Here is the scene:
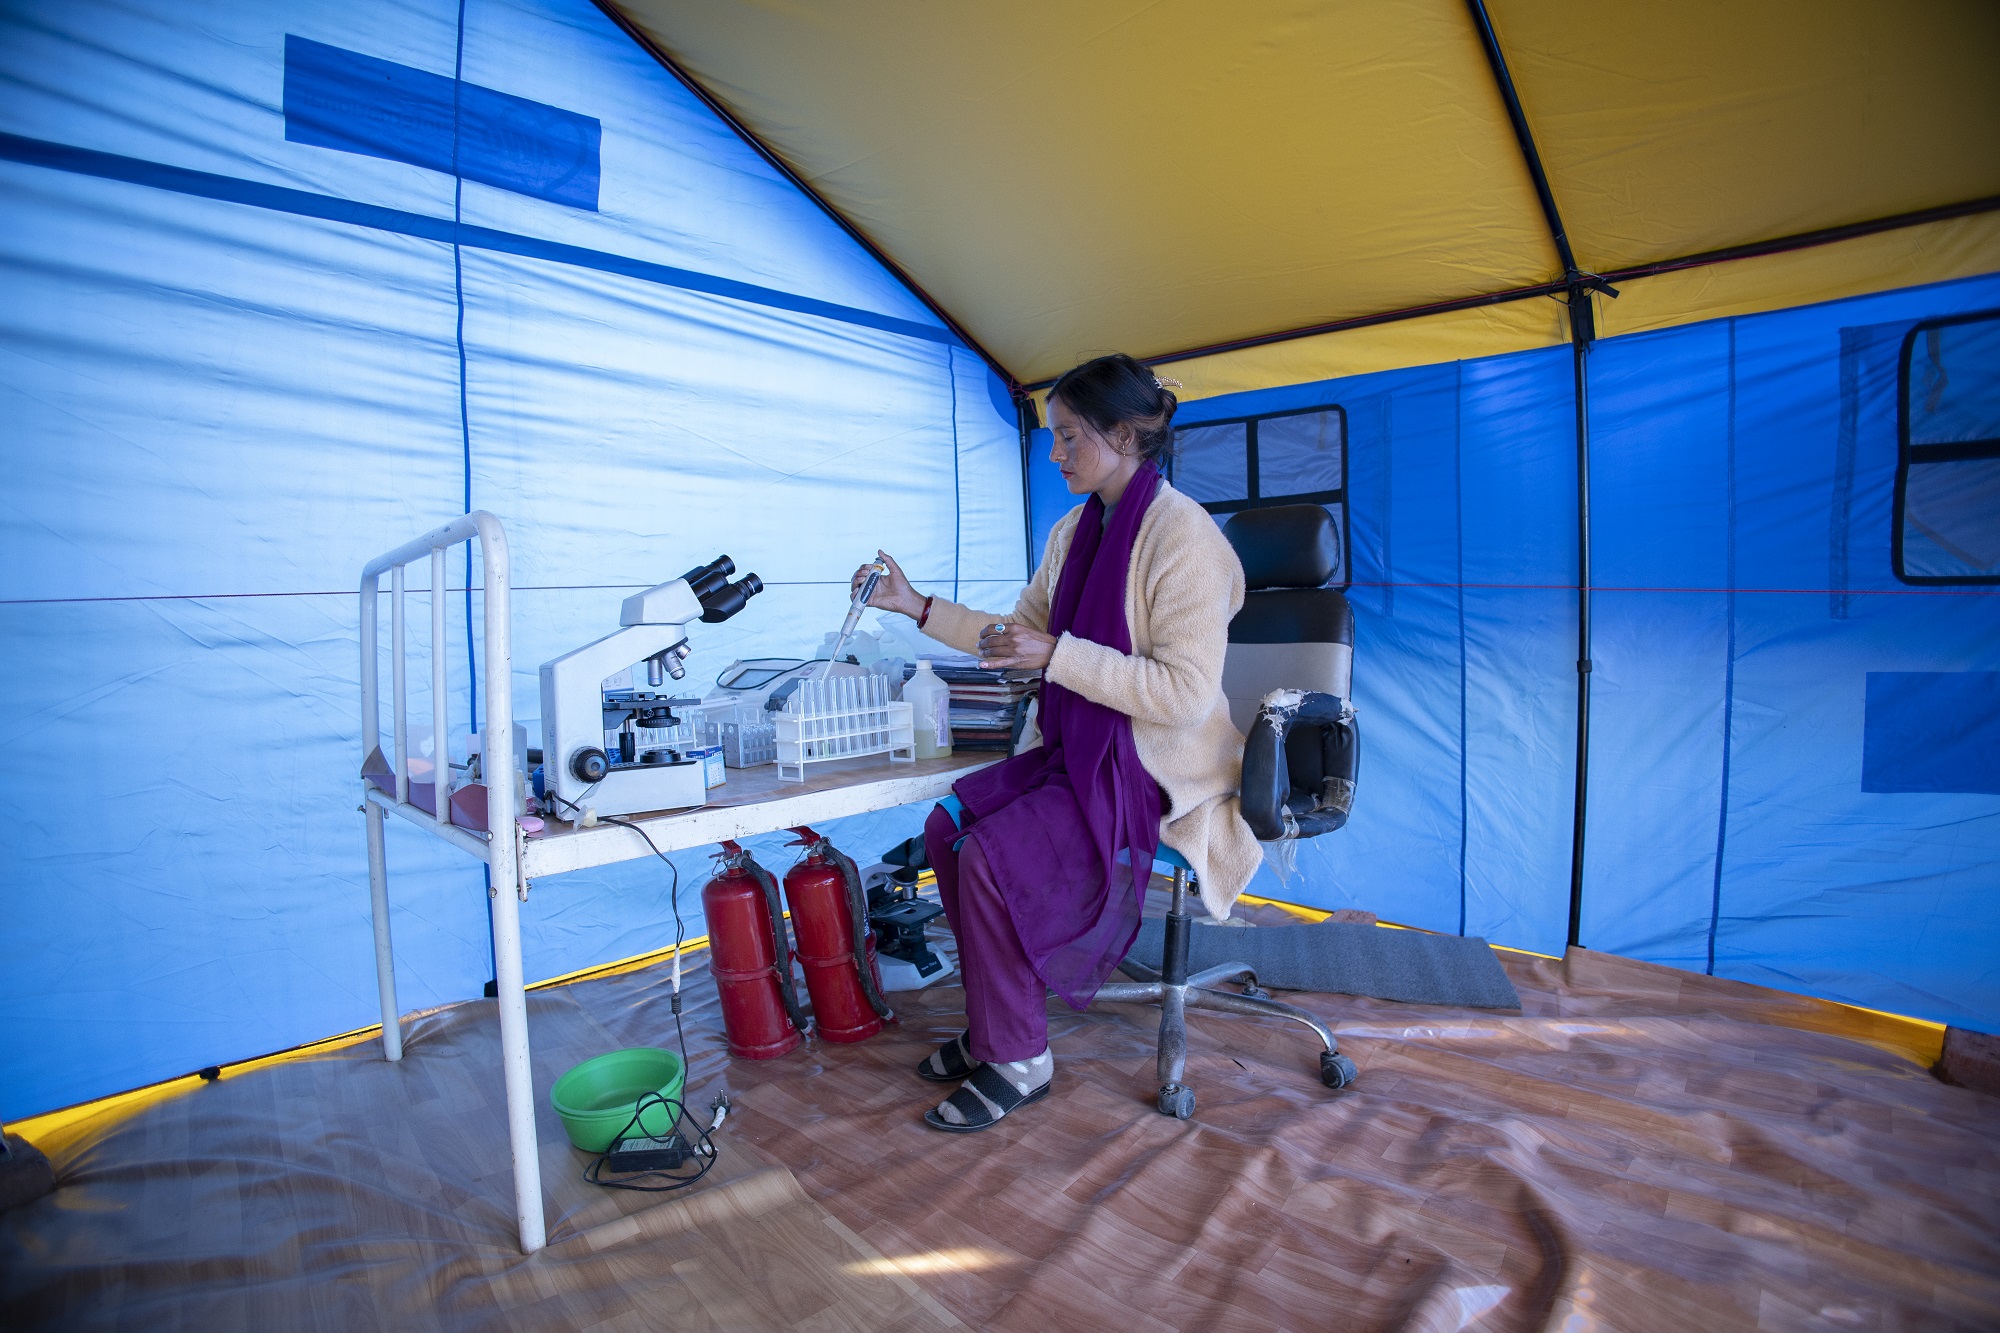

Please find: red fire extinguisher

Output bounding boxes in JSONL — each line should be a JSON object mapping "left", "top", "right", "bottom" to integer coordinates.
{"left": 703, "top": 841, "right": 807, "bottom": 1059}
{"left": 784, "top": 827, "right": 894, "bottom": 1043}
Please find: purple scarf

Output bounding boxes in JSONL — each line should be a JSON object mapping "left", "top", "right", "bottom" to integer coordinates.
{"left": 954, "top": 462, "right": 1164, "bottom": 1005}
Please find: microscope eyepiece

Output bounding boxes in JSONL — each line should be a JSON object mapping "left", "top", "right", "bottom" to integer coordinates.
{"left": 698, "top": 572, "right": 764, "bottom": 624}
{"left": 680, "top": 555, "right": 736, "bottom": 602}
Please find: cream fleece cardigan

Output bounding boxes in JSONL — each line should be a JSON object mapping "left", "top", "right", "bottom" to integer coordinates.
{"left": 924, "top": 480, "right": 1261, "bottom": 919}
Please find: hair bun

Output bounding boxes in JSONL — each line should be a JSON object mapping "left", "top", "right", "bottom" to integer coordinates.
{"left": 1047, "top": 353, "right": 1183, "bottom": 467}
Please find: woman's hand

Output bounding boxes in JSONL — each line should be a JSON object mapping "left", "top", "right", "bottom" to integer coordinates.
{"left": 978, "top": 621, "right": 1057, "bottom": 672}
{"left": 852, "top": 550, "right": 925, "bottom": 618}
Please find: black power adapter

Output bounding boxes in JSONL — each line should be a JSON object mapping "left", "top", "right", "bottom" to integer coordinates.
{"left": 605, "top": 1133, "right": 694, "bottom": 1173}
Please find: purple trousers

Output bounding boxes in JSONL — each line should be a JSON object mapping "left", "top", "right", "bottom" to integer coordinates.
{"left": 923, "top": 804, "right": 1048, "bottom": 1063}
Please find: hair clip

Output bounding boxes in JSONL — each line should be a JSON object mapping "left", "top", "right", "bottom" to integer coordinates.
{"left": 1153, "top": 376, "right": 1183, "bottom": 391}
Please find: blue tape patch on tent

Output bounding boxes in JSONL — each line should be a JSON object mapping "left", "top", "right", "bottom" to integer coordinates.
{"left": 1863, "top": 672, "right": 2000, "bottom": 794}
{"left": 284, "top": 34, "right": 600, "bottom": 210}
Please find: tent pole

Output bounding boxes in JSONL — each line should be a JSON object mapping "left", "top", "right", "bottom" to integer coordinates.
{"left": 1463, "top": 0, "right": 1576, "bottom": 273}
{"left": 1465, "top": 0, "right": 1604, "bottom": 949}
{"left": 1070, "top": 192, "right": 2000, "bottom": 384}
{"left": 1016, "top": 394, "right": 1040, "bottom": 576}
{"left": 1567, "top": 298, "right": 1594, "bottom": 950}
{"left": 589, "top": 0, "right": 1024, "bottom": 398}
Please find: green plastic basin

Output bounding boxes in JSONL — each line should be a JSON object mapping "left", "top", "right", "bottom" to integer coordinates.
{"left": 549, "top": 1047, "right": 686, "bottom": 1153}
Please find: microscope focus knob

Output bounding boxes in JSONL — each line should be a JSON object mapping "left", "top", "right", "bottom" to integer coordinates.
{"left": 570, "top": 747, "right": 609, "bottom": 784}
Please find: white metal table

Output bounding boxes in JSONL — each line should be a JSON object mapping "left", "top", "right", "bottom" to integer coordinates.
{"left": 360, "top": 512, "right": 992, "bottom": 1253}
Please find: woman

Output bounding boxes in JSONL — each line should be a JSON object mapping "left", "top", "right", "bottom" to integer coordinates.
{"left": 854, "top": 353, "right": 1261, "bottom": 1132}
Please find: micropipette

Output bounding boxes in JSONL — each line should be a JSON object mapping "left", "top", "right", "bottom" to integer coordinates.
{"left": 819, "top": 560, "right": 884, "bottom": 679}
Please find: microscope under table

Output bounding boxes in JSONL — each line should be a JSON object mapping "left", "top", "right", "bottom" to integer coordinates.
{"left": 539, "top": 555, "right": 762, "bottom": 821}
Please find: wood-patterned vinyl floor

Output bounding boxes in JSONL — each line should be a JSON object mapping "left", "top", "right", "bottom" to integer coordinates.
{"left": 4, "top": 910, "right": 1996, "bottom": 1331}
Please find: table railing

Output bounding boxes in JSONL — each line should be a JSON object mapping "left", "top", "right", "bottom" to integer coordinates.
{"left": 359, "top": 511, "right": 544, "bottom": 1253}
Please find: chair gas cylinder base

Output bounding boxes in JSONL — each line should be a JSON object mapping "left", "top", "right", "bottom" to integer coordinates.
{"left": 1099, "top": 855, "right": 1355, "bottom": 1121}
{"left": 1093, "top": 503, "right": 1364, "bottom": 1119}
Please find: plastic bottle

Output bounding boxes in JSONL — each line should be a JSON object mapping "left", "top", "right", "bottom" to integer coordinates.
{"left": 904, "top": 660, "right": 953, "bottom": 759}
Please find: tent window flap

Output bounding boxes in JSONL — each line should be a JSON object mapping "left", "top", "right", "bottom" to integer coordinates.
{"left": 1895, "top": 310, "right": 2000, "bottom": 584}
{"left": 1171, "top": 406, "right": 1348, "bottom": 587}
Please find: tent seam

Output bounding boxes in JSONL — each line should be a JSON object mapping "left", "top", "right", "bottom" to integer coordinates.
{"left": 1058, "top": 197, "right": 2000, "bottom": 385}
{"left": 1708, "top": 319, "right": 1738, "bottom": 976}
{"left": 949, "top": 345, "right": 961, "bottom": 604}
{"left": 0, "top": 133, "right": 953, "bottom": 348}
{"left": 1456, "top": 360, "right": 1468, "bottom": 937}
{"left": 454, "top": 0, "right": 498, "bottom": 984}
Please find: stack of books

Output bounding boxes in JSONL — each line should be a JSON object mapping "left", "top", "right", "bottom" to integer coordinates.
{"left": 925, "top": 659, "right": 1037, "bottom": 752}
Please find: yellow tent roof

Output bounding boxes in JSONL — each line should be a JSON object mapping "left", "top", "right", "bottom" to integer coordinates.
{"left": 605, "top": 0, "right": 2000, "bottom": 396}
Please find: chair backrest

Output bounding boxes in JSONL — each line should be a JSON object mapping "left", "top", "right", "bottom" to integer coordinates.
{"left": 1223, "top": 505, "right": 1361, "bottom": 842}
{"left": 1219, "top": 506, "right": 1353, "bottom": 733}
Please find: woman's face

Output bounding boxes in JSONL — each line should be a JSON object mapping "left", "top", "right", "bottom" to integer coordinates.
{"left": 1048, "top": 397, "right": 1139, "bottom": 496}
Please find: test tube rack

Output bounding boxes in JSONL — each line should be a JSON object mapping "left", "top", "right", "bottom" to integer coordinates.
{"left": 631, "top": 716, "right": 700, "bottom": 752}
{"left": 773, "top": 675, "right": 913, "bottom": 781}
{"left": 690, "top": 699, "right": 778, "bottom": 768}
{"left": 713, "top": 719, "right": 778, "bottom": 768}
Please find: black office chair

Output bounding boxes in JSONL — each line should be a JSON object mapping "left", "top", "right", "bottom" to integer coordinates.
{"left": 1093, "top": 504, "right": 1361, "bottom": 1118}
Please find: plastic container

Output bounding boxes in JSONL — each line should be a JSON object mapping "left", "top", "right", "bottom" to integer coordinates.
{"left": 548, "top": 1047, "right": 686, "bottom": 1153}
{"left": 466, "top": 722, "right": 530, "bottom": 815}
{"left": 716, "top": 719, "right": 777, "bottom": 768}
{"left": 684, "top": 744, "right": 726, "bottom": 787}
{"left": 904, "top": 659, "right": 953, "bottom": 759}
{"left": 697, "top": 699, "right": 779, "bottom": 768}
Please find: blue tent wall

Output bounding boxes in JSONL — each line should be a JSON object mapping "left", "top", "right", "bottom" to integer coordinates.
{"left": 1584, "top": 278, "right": 2000, "bottom": 1028}
{"left": 1157, "top": 351, "right": 1584, "bottom": 952}
{"left": 1056, "top": 271, "right": 2000, "bottom": 1029}
{"left": 0, "top": 0, "right": 1025, "bottom": 1120}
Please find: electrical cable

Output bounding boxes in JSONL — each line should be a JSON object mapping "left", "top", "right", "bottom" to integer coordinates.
{"left": 596, "top": 811, "right": 693, "bottom": 1064}
{"left": 544, "top": 786, "right": 717, "bottom": 1190}
{"left": 579, "top": 1090, "right": 719, "bottom": 1193}
{"left": 546, "top": 790, "right": 691, "bottom": 1057}
{"left": 713, "top": 657, "right": 810, "bottom": 692}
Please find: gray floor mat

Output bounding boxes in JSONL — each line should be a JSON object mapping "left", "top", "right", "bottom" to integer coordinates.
{"left": 1125, "top": 919, "right": 1522, "bottom": 1010}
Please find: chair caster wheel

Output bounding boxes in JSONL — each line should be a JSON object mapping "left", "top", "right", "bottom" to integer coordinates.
{"left": 1157, "top": 1085, "right": 1195, "bottom": 1119}
{"left": 1320, "top": 1052, "right": 1357, "bottom": 1089}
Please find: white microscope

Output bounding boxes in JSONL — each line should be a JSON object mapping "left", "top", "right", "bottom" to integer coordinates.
{"left": 538, "top": 555, "right": 762, "bottom": 821}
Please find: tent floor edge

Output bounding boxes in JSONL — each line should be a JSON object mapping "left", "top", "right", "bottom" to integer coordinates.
{"left": 1934, "top": 1027, "right": 2000, "bottom": 1096}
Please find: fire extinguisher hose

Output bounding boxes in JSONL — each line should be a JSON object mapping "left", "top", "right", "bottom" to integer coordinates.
{"left": 742, "top": 852, "right": 809, "bottom": 1036}
{"left": 825, "top": 840, "right": 895, "bottom": 1022}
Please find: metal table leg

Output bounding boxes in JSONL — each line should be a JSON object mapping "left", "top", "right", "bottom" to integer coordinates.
{"left": 365, "top": 802, "right": 402, "bottom": 1062}
{"left": 490, "top": 833, "right": 546, "bottom": 1253}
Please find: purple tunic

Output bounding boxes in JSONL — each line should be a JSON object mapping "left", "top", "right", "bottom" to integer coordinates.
{"left": 952, "top": 462, "right": 1165, "bottom": 1007}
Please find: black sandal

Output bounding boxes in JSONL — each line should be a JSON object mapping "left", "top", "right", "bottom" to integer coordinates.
{"left": 916, "top": 1033, "right": 979, "bottom": 1083}
{"left": 923, "top": 1063, "right": 1051, "bottom": 1133}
